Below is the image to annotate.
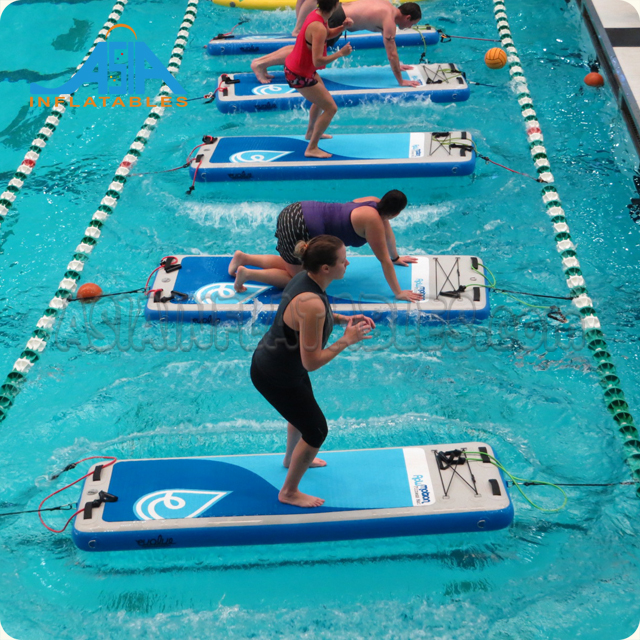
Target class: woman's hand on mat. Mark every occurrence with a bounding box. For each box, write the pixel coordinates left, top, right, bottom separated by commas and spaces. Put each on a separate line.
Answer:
396, 289, 424, 302
400, 64, 414, 71
339, 43, 353, 57
343, 317, 373, 345
342, 18, 354, 29
394, 256, 418, 267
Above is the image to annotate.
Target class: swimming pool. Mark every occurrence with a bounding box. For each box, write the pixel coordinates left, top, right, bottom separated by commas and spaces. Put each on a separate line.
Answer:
1, 0, 640, 637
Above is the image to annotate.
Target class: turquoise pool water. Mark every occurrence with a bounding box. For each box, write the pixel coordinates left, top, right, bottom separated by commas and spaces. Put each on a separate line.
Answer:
1, 0, 640, 637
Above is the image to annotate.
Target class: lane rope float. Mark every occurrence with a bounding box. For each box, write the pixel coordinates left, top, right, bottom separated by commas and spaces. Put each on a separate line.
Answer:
0, 0, 129, 238
491, 0, 640, 495
0, 0, 200, 425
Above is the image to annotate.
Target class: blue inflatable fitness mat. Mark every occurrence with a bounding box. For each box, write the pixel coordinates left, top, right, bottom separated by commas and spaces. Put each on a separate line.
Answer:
189, 131, 475, 182
72, 443, 514, 551
215, 64, 469, 113
144, 254, 491, 324
207, 25, 440, 55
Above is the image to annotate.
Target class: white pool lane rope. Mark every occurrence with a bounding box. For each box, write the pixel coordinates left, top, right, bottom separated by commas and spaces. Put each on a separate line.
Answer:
0, 0, 129, 233
0, 0, 199, 424
492, 0, 640, 494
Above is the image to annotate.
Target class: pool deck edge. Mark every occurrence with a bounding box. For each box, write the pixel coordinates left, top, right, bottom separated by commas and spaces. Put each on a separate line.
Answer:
577, 0, 640, 157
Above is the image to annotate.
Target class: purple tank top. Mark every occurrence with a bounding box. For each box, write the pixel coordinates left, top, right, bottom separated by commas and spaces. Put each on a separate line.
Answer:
301, 200, 378, 247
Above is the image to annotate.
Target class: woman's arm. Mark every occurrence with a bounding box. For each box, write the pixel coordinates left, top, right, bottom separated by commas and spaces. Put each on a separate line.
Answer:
382, 218, 418, 268
382, 217, 399, 261
294, 295, 371, 372
362, 215, 403, 296
364, 214, 423, 302
309, 22, 352, 68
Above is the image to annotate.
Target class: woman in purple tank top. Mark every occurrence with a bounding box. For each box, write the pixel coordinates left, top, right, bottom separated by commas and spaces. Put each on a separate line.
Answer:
229, 189, 423, 303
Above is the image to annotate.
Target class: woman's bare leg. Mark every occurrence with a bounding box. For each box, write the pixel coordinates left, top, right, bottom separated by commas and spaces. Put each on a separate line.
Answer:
229, 251, 302, 292
229, 251, 290, 276
251, 46, 293, 83
234, 266, 292, 292
283, 423, 326, 468
279, 437, 325, 507
305, 103, 332, 141
297, 78, 338, 158
292, 0, 317, 35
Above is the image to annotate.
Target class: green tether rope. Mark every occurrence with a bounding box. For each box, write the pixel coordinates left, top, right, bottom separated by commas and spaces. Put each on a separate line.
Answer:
465, 451, 567, 512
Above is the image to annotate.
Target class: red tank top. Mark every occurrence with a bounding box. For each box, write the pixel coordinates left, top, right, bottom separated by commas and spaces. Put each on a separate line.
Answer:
284, 11, 328, 77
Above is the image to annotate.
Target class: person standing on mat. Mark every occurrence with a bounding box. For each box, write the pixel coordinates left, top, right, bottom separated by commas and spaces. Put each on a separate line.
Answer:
251, 235, 375, 508
252, 0, 422, 89
283, 0, 353, 158
229, 190, 424, 302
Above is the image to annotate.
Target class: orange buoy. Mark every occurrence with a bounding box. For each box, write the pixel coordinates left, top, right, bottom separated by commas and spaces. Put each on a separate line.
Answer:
485, 47, 507, 69
76, 283, 103, 302
584, 71, 604, 87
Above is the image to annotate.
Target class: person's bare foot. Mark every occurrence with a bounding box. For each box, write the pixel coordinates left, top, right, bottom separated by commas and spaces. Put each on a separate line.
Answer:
305, 133, 332, 140
233, 265, 249, 293
305, 148, 332, 159
251, 59, 274, 84
283, 457, 326, 468
279, 489, 325, 507
228, 250, 244, 277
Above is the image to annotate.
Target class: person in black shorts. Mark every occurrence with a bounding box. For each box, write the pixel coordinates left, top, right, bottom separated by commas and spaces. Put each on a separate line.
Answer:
251, 235, 375, 508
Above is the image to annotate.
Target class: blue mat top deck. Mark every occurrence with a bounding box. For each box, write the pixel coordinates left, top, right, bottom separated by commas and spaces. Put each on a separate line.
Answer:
102, 448, 416, 521
174, 256, 412, 306
218, 28, 379, 43
207, 26, 440, 53
212, 133, 415, 164
231, 67, 413, 97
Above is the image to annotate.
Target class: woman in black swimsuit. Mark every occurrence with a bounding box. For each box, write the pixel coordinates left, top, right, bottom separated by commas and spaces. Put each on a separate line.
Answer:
251, 235, 375, 508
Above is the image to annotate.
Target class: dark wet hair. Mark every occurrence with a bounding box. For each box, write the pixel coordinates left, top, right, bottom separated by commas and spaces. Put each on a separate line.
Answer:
377, 190, 408, 218
318, 0, 340, 13
399, 2, 421, 21
294, 235, 344, 272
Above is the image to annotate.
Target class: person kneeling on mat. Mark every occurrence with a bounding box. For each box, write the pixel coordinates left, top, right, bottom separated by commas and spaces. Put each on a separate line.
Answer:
282, 0, 352, 158
252, 0, 422, 89
229, 190, 424, 303
251, 236, 374, 508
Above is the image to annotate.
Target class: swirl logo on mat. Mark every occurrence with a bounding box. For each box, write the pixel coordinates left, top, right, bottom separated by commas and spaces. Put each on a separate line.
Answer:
229, 150, 293, 163
195, 282, 269, 304
134, 490, 230, 520
251, 84, 295, 96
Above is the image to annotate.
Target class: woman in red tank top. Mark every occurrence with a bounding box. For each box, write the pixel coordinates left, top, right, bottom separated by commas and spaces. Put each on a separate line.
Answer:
284, 0, 353, 158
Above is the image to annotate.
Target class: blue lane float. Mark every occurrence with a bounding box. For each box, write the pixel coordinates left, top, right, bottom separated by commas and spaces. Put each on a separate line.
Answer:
72, 443, 513, 551
215, 64, 469, 113
189, 131, 476, 182
144, 254, 490, 324
207, 25, 440, 56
